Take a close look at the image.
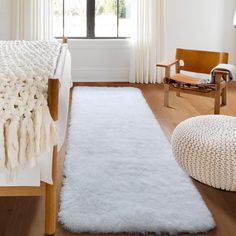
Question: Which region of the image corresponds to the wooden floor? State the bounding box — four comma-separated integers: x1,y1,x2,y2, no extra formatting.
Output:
0,82,236,236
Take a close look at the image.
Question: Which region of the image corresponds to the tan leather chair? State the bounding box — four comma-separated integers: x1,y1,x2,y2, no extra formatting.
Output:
157,48,229,114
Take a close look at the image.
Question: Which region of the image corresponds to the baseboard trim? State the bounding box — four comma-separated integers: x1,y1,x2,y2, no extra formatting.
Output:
72,67,130,82
73,81,131,87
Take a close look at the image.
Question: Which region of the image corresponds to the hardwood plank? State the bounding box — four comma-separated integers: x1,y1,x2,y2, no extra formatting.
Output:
0,184,46,197
0,82,236,236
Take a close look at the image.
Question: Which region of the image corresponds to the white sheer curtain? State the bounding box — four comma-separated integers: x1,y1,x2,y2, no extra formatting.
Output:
129,0,165,84
12,0,53,40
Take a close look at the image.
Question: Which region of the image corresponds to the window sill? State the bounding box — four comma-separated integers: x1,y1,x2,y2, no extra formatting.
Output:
56,37,130,41
58,38,131,49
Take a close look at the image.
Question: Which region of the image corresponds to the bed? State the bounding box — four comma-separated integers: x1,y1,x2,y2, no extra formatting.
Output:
0,37,72,235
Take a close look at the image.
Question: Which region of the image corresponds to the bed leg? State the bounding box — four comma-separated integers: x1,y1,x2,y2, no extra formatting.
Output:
45,146,57,235
46,78,59,235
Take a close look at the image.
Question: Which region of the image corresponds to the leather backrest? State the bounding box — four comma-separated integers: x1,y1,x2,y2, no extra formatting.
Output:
176,48,229,74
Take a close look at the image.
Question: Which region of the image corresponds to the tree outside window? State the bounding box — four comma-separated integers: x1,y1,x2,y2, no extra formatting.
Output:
53,0,131,38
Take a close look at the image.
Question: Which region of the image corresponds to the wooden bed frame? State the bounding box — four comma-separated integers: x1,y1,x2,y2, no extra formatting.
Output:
0,37,68,235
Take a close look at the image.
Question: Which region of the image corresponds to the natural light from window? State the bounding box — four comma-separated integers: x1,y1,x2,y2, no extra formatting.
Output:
53,0,131,38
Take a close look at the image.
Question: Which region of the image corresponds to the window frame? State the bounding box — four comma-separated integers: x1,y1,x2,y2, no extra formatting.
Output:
56,0,129,39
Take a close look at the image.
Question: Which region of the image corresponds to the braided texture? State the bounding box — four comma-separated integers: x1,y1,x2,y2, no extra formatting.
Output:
0,41,60,178
171,115,236,191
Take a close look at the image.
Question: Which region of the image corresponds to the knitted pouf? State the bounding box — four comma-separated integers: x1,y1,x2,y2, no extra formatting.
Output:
171,115,236,191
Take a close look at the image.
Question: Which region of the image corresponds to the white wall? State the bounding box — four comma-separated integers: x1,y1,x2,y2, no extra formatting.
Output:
221,0,236,64
165,0,236,65
0,0,12,40
69,39,131,82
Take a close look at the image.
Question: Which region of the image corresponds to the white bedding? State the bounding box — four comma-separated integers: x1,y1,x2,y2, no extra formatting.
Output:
0,44,72,186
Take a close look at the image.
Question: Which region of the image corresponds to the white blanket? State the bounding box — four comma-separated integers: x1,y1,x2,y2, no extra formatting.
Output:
0,41,60,178
182,64,236,84
0,44,72,186
211,63,236,82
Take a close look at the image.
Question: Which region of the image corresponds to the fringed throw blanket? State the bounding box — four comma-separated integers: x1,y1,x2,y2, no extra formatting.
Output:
0,41,60,178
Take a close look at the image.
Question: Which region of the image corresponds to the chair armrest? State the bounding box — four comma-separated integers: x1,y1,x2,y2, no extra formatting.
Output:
212,70,229,76
156,59,179,68
213,70,229,83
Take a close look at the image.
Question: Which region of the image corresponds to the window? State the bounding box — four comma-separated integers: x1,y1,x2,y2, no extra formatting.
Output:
53,0,131,39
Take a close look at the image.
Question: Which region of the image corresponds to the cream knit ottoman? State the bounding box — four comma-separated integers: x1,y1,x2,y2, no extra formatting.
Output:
171,115,236,191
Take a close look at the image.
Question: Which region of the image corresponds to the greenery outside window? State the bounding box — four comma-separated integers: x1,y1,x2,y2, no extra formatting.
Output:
53,0,131,39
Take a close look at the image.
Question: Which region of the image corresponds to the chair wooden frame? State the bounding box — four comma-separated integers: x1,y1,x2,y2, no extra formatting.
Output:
0,37,68,235
156,48,229,114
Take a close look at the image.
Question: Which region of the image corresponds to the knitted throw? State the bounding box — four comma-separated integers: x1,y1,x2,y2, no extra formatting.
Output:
0,41,60,178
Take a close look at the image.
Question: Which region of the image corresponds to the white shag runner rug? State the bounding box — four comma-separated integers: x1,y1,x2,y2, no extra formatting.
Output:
59,87,215,235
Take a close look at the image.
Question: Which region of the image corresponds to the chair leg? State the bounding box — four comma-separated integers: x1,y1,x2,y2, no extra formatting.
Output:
214,89,221,114
164,83,170,107
222,87,227,106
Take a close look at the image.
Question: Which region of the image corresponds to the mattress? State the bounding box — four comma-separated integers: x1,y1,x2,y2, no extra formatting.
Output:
0,43,72,186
